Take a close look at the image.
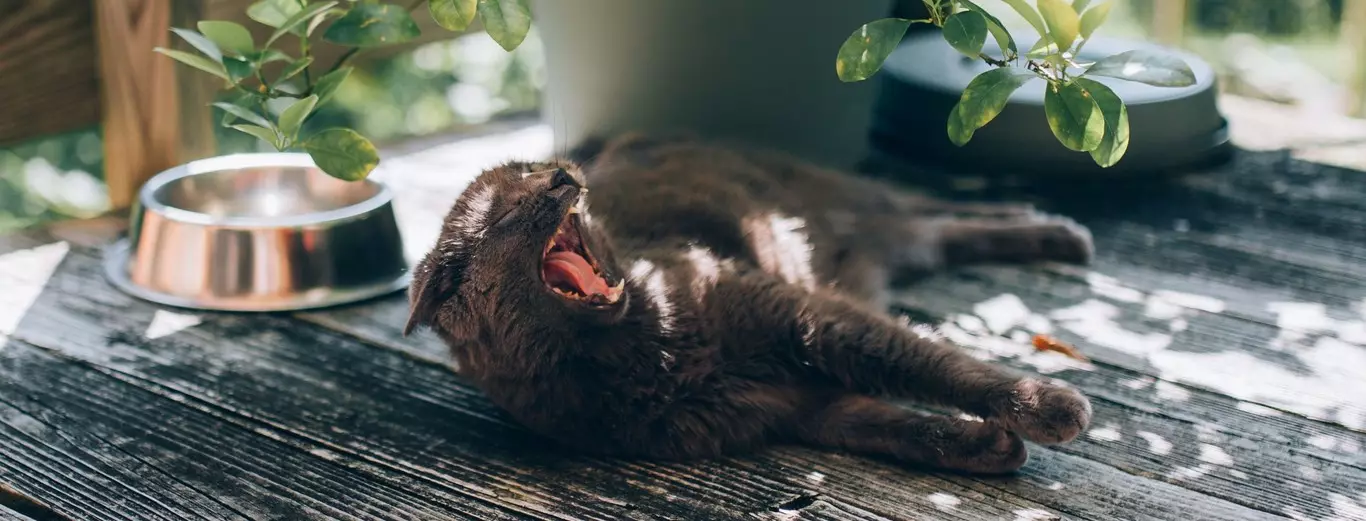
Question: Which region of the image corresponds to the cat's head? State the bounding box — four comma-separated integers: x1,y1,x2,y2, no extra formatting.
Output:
403,160,628,340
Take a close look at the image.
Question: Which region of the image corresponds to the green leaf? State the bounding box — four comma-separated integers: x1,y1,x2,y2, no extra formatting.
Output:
278,95,319,141
1082,49,1197,87
1075,78,1129,167
942,11,989,58
478,0,533,51
835,18,913,82
959,0,1017,57
223,56,255,83
196,21,254,56
1037,0,1081,51
1079,1,1113,40
307,7,345,36
312,66,353,105
214,102,273,128
154,48,231,82
169,28,223,63
247,0,304,28
251,48,292,64
1026,38,1059,59
231,124,283,149
278,56,314,82
302,128,380,181
1074,0,1094,13
946,67,1037,146
1044,81,1104,151
430,0,479,31
267,1,340,46
1000,0,1049,40
324,2,422,47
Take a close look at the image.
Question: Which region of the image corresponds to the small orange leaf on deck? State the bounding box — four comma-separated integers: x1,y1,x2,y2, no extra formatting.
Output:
1032,334,1090,362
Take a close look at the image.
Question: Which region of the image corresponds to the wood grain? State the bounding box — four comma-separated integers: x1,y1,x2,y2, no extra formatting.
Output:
0,0,100,147
1,235,1289,520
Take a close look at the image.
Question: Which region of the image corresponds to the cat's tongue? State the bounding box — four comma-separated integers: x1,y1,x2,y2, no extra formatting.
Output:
544,251,608,295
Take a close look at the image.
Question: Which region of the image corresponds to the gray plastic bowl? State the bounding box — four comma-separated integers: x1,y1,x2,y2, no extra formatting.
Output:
868,33,1231,178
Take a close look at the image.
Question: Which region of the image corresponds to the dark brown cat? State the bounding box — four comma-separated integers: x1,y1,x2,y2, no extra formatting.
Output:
404,134,1093,474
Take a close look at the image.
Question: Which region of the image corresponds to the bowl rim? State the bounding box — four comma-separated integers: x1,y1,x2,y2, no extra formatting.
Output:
138,152,393,228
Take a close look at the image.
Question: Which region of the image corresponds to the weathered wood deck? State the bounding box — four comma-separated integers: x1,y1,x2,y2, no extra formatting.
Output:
1,96,1364,520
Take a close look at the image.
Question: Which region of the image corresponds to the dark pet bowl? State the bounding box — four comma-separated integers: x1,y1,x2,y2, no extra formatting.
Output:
868,33,1231,181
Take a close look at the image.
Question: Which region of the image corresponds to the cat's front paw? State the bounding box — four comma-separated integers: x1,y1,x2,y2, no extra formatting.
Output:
995,379,1092,445
932,420,1029,474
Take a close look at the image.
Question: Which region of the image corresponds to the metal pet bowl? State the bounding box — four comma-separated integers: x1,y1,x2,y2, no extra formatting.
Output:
104,153,410,312
868,33,1231,179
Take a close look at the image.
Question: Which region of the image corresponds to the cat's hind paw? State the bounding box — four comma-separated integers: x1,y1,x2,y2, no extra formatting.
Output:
933,420,1029,474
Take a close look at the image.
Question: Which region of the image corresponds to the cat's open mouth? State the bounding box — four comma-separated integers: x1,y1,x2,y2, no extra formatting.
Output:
541,205,623,305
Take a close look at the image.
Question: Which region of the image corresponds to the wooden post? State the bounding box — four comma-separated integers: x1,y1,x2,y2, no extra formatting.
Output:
94,0,181,209
1343,0,1366,117
1151,0,1188,47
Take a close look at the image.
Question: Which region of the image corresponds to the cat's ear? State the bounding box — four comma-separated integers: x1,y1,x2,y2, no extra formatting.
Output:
403,253,461,336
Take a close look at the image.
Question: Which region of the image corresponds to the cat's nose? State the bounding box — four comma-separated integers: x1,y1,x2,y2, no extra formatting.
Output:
550,168,580,190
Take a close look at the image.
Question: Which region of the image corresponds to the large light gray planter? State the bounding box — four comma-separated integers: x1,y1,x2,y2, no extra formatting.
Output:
531,0,895,168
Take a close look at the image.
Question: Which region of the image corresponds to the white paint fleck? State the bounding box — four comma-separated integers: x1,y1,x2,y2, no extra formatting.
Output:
937,321,1094,374
957,413,985,423
0,241,70,338
927,492,960,511
1198,444,1233,466
1300,465,1324,481
1087,272,1145,303
805,471,825,483
1167,464,1214,481
1010,329,1031,344
1269,302,1336,333
1025,314,1053,334
1137,431,1173,455
1154,381,1192,402
1307,434,1336,450
746,213,815,289
1195,423,1220,442
1236,401,1283,416
1170,318,1189,332
1228,469,1249,480
1012,508,1058,521
1087,422,1122,442
1338,320,1366,345
1326,493,1366,521
974,293,1032,334
955,314,987,333
1123,376,1156,390
1045,482,1065,491
1050,299,1172,356
144,310,202,340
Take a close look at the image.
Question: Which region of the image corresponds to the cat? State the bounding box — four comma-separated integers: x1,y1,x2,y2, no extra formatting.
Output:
404,134,1094,474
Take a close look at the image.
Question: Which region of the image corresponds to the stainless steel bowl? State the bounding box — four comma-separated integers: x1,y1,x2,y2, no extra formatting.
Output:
104,153,410,312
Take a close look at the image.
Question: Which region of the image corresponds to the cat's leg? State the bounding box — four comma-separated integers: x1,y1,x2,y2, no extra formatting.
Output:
793,289,1091,445
609,381,804,461
793,393,1027,474
880,215,1094,272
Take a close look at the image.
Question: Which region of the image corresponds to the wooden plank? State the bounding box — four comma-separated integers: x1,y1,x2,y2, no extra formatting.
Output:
0,0,101,147
4,236,1293,520
0,242,1076,521
0,341,518,521
94,0,183,209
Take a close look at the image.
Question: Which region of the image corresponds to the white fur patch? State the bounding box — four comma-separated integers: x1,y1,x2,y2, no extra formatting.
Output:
745,213,816,289
645,270,675,334
684,246,723,303
457,184,496,239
